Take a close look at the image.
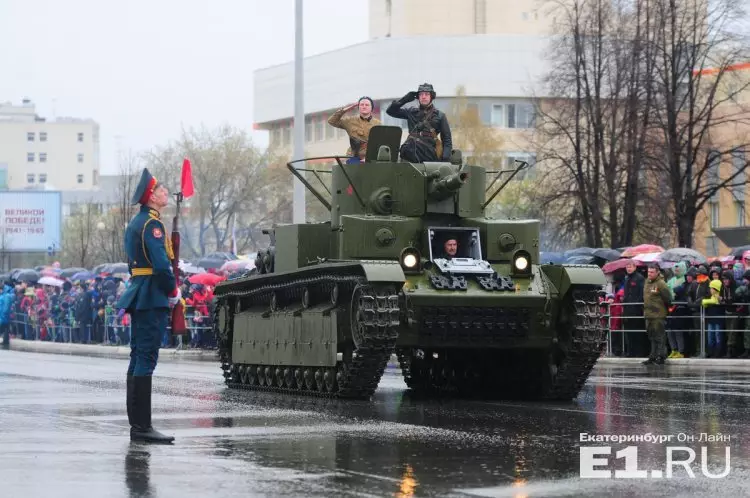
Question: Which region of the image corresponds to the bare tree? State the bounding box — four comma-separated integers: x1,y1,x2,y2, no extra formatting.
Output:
60,201,101,268
646,0,750,247
143,124,292,257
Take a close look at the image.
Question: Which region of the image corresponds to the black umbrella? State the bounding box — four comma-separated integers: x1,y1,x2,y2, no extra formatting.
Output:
592,248,622,261
730,245,750,259
566,255,597,265
564,247,597,258
92,263,109,274
103,262,129,274
540,251,565,264
60,267,88,279
196,258,226,270
658,248,707,264
14,269,39,284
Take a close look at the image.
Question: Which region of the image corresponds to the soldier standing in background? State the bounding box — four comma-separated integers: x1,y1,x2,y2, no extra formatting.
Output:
642,263,672,365
328,96,381,163
117,168,181,444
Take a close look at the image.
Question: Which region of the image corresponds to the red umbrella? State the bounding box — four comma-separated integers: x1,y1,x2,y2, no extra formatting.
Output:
188,273,226,286
620,244,665,258
602,258,644,274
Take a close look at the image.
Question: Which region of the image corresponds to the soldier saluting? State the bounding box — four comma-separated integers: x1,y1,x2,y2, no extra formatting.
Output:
386,83,452,163
328,96,381,163
116,168,181,444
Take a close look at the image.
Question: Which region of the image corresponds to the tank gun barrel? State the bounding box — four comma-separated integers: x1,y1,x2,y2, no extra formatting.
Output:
427,171,468,201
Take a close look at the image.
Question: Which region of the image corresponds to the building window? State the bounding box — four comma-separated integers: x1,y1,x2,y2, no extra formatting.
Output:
27,152,35,162
506,153,537,180
77,174,84,184
708,149,721,202
314,117,324,141
474,0,486,34
27,173,35,183
710,202,720,227
40,131,47,142
27,132,34,142
732,148,745,201
77,132,84,142
325,118,336,140
77,153,84,162
93,170,99,186
516,103,536,128
305,117,312,142
491,105,505,126
737,201,746,226
39,173,47,183
705,236,718,256
39,152,47,163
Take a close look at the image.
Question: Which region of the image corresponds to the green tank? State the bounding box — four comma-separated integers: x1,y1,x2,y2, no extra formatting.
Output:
212,126,608,400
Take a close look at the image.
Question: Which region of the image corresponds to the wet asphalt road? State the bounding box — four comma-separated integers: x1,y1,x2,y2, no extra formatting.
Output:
0,350,748,498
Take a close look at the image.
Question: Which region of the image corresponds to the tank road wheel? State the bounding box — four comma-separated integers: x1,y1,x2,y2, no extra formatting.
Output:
264,367,274,387
314,369,325,391
304,368,316,390
247,365,259,386
324,367,337,393
238,365,248,384
274,368,284,387
294,368,305,390
302,287,311,309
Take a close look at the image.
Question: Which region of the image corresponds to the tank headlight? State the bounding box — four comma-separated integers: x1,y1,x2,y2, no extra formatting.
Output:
514,256,529,271
512,250,532,275
400,247,421,272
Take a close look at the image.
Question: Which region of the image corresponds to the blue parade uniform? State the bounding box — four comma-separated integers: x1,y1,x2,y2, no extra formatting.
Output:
118,167,175,444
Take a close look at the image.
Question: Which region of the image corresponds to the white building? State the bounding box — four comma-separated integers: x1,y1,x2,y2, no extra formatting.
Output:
253,0,553,167
0,99,101,191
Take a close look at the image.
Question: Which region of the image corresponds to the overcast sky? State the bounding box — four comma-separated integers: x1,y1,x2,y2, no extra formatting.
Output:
0,0,369,174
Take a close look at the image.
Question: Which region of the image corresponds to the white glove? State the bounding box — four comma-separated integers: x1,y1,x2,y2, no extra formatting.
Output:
168,288,182,308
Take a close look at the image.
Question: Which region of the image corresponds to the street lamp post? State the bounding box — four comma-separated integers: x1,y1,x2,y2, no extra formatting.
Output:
292,0,306,224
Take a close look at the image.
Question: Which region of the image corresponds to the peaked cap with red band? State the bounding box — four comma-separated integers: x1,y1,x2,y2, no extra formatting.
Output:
131,168,159,205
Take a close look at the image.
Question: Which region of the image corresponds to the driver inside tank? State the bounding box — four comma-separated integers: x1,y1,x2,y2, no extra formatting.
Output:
435,238,459,260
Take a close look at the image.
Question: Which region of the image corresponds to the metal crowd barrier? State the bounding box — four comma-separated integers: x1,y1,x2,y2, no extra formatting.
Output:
8,305,216,349
604,300,750,358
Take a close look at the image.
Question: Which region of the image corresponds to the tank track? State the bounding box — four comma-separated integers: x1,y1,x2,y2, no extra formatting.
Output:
395,287,606,400
213,272,400,399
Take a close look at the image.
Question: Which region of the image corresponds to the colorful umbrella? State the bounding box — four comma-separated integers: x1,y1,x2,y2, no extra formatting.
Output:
38,276,63,287
620,244,665,258
633,252,662,262
188,273,226,286
602,258,644,274
219,260,255,273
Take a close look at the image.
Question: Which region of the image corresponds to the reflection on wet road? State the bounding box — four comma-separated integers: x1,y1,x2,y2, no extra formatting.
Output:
0,350,748,497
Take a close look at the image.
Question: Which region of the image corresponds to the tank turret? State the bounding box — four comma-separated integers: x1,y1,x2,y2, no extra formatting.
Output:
427,169,468,201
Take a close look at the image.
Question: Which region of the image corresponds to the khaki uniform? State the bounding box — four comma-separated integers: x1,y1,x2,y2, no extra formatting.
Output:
328,107,381,160
644,274,672,359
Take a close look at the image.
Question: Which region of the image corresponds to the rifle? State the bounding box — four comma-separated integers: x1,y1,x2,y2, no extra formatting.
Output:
170,157,194,335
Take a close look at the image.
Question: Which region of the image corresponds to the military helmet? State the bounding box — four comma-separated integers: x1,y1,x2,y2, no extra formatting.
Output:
417,82,436,100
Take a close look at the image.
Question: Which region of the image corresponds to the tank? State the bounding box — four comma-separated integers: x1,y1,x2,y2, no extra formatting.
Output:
212,125,608,400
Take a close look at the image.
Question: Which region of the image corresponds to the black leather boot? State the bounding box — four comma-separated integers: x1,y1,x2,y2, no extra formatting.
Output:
130,376,174,444
126,375,135,427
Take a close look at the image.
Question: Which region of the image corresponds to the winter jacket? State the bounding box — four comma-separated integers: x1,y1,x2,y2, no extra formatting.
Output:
644,274,672,319
0,285,13,325
622,271,645,317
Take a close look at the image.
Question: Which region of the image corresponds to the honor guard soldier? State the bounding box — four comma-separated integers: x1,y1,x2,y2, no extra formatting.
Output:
117,168,180,444
386,83,453,163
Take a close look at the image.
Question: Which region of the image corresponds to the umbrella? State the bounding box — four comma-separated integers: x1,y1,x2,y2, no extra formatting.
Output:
38,276,63,287
220,260,255,273
70,271,95,281
188,273,226,286
92,263,109,274
14,270,39,283
196,257,226,270
179,260,204,275
60,267,88,279
40,267,62,277
621,244,665,258
103,262,129,274
563,247,597,258
565,255,597,265
633,252,662,262
730,245,750,259
539,252,565,264
602,258,644,274
657,248,708,264
592,248,622,261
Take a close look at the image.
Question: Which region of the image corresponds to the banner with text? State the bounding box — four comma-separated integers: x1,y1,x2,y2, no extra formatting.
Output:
0,191,62,252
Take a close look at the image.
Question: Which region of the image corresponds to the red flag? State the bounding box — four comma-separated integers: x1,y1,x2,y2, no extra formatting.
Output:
181,157,194,198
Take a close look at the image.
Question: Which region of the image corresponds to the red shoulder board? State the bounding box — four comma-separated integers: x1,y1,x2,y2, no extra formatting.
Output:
152,227,163,239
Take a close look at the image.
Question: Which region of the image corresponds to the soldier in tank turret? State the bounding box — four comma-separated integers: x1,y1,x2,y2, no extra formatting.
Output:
328,97,381,163
386,83,452,163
